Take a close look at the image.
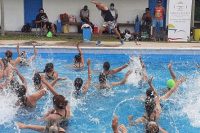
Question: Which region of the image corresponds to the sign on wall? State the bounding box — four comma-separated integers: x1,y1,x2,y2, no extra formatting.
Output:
168,0,192,42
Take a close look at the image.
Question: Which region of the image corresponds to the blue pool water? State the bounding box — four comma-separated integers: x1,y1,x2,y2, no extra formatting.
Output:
0,49,200,133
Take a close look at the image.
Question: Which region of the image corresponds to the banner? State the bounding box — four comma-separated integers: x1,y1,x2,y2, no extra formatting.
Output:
168,0,192,42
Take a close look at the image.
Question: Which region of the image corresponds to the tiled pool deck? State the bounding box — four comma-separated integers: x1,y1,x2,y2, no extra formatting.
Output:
0,40,200,51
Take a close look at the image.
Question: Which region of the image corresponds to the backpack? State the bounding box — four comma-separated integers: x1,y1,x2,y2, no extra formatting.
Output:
21,24,31,32
60,13,69,25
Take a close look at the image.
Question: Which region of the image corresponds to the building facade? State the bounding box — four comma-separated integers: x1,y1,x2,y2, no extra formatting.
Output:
0,0,197,32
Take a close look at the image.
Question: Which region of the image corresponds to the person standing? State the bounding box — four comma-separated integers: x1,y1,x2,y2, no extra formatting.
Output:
109,3,118,22
91,0,124,45
152,0,165,41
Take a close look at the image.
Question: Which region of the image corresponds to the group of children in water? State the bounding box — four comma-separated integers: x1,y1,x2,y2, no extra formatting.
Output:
0,42,185,133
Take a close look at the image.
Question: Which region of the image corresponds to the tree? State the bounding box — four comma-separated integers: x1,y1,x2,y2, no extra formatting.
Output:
0,0,5,36
195,0,200,21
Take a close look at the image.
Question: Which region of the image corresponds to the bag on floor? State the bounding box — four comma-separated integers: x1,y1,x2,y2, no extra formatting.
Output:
21,24,31,32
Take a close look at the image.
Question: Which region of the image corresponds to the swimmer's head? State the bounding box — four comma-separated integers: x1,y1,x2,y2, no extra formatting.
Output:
33,73,41,85
15,85,26,98
145,97,156,117
53,95,68,109
20,51,26,58
74,78,83,91
44,63,54,73
5,50,13,59
146,88,154,98
99,73,107,83
74,54,81,63
103,62,110,71
146,121,159,133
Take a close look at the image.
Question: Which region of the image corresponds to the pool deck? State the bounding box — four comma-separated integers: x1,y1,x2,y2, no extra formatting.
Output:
0,40,200,50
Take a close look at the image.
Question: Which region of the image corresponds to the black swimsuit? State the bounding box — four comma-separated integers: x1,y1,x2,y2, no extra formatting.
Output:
46,72,55,80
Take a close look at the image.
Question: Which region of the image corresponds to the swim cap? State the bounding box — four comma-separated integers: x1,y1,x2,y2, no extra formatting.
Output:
146,88,154,98
15,85,26,98
33,73,41,85
103,62,110,71
20,51,26,57
74,78,83,90
146,121,159,133
44,63,54,73
74,54,81,63
167,79,175,89
5,50,13,59
53,95,68,109
99,73,107,83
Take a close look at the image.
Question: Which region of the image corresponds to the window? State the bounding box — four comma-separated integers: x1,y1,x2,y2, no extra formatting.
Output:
195,0,200,21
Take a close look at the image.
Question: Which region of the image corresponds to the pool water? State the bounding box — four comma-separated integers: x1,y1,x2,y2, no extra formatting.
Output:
0,50,200,133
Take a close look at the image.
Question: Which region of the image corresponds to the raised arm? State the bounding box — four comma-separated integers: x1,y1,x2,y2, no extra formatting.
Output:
148,77,159,96
41,77,59,96
17,44,20,57
28,45,38,63
109,63,129,75
111,70,132,87
82,59,92,94
14,68,27,88
50,77,66,87
160,77,186,101
90,0,108,10
76,42,84,64
168,63,176,82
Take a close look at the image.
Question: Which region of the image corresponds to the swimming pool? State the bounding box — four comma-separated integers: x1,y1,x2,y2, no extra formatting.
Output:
0,47,200,133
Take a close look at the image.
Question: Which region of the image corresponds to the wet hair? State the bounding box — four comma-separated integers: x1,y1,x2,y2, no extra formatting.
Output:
99,73,107,83
74,78,83,91
103,62,110,71
145,97,156,118
53,95,68,109
33,73,41,85
146,88,154,98
146,121,159,133
110,3,114,7
74,54,81,63
1,58,9,68
44,63,54,73
5,50,13,59
15,85,26,98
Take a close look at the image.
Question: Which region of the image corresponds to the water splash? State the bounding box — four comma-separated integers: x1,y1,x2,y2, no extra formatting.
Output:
180,75,200,127
126,56,143,86
0,90,19,125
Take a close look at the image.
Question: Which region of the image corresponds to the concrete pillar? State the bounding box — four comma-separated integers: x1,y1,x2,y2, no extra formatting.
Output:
191,0,195,27
0,0,5,36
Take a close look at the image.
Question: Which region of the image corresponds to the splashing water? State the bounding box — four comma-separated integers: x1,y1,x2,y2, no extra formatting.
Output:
0,90,19,125
180,75,200,127
127,56,143,86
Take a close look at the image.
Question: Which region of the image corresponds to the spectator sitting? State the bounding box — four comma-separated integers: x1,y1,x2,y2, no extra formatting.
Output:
80,5,94,30
35,8,56,35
